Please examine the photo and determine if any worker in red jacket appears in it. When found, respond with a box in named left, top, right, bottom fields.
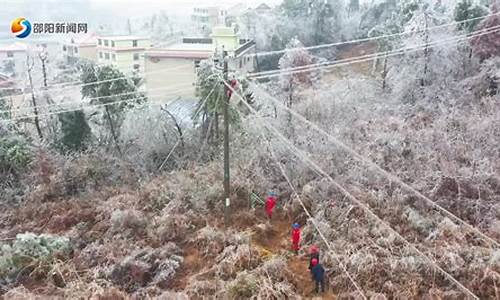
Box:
left=265, top=191, right=277, bottom=220
left=291, top=223, right=301, bottom=254
left=308, top=245, right=320, bottom=271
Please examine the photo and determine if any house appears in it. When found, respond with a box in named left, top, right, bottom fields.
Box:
left=144, top=26, right=255, bottom=101
left=0, top=42, right=28, bottom=78
left=144, top=41, right=213, bottom=98
left=96, top=35, right=150, bottom=75
left=255, top=3, right=272, bottom=14
left=225, top=3, right=248, bottom=26
left=0, top=73, right=15, bottom=89
left=191, top=6, right=227, bottom=34
left=62, top=34, right=97, bottom=64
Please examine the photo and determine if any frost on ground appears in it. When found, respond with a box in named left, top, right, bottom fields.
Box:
left=1, top=0, right=500, bottom=298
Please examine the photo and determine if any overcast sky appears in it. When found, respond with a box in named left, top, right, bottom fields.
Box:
left=89, top=0, right=284, bottom=15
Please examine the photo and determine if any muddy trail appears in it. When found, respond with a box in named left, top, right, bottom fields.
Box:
left=171, top=209, right=336, bottom=299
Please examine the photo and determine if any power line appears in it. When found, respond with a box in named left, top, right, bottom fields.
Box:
left=0, top=90, right=182, bottom=124
left=262, top=129, right=367, bottom=299
left=225, top=80, right=480, bottom=299
left=244, top=11, right=500, bottom=59
left=0, top=63, right=195, bottom=102
left=248, top=24, right=500, bottom=79
left=1, top=82, right=192, bottom=116
left=196, top=88, right=222, bottom=163
left=158, top=82, right=220, bottom=171
left=250, top=82, right=500, bottom=248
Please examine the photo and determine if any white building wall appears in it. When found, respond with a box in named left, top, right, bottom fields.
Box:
left=144, top=56, right=198, bottom=100
left=0, top=51, right=27, bottom=78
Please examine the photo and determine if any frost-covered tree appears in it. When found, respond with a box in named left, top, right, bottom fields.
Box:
left=279, top=0, right=343, bottom=45
left=81, top=64, right=145, bottom=155
left=56, top=110, right=92, bottom=152
left=348, top=0, right=360, bottom=16
left=387, top=0, right=462, bottom=101
left=279, top=38, right=315, bottom=98
left=470, top=5, right=500, bottom=61
left=194, top=60, right=240, bottom=145
left=279, top=38, right=315, bottom=137
left=454, top=0, right=488, bottom=74
left=368, top=17, right=402, bottom=88
left=194, top=60, right=223, bottom=142
left=454, top=0, right=489, bottom=33
left=359, top=0, right=398, bottom=35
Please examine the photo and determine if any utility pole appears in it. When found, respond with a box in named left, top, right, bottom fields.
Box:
left=38, top=48, right=48, bottom=88
left=27, top=56, right=43, bottom=140
left=222, top=49, right=231, bottom=227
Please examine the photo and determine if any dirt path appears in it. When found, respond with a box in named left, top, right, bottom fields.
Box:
left=169, top=246, right=203, bottom=290
left=170, top=210, right=335, bottom=298
left=250, top=214, right=336, bottom=299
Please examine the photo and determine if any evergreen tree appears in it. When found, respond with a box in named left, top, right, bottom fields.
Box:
left=470, top=5, right=500, bottom=61
left=57, top=110, right=91, bottom=152
left=454, top=0, right=488, bottom=33
left=194, top=60, right=239, bottom=142
left=80, top=64, right=145, bottom=155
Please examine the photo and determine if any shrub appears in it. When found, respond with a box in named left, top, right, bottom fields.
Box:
left=108, top=246, right=183, bottom=292
left=0, top=135, right=32, bottom=174
left=228, top=271, right=259, bottom=298
left=0, top=233, right=71, bottom=281
left=110, top=209, right=147, bottom=236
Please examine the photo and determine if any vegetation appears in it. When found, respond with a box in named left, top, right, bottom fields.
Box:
left=56, top=110, right=92, bottom=152
left=80, top=64, right=146, bottom=155
left=1, top=0, right=500, bottom=298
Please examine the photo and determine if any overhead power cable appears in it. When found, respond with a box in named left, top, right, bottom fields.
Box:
left=224, top=79, right=480, bottom=299
left=1, top=82, right=192, bottom=116
left=248, top=24, right=500, bottom=79
left=249, top=82, right=500, bottom=249
left=0, top=89, right=183, bottom=124
left=158, top=78, right=221, bottom=171
left=0, top=63, right=195, bottom=102
left=263, top=129, right=367, bottom=299
left=244, top=11, right=500, bottom=58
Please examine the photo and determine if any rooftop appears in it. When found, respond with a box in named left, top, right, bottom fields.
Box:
left=67, top=34, right=97, bottom=46
left=0, top=42, right=28, bottom=52
left=145, top=42, right=214, bottom=59
left=165, top=43, right=214, bottom=51
left=211, top=26, right=238, bottom=37
left=97, top=35, right=149, bottom=41
left=256, top=3, right=272, bottom=10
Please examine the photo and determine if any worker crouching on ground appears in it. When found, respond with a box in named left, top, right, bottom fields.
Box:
left=308, top=245, right=320, bottom=271
left=310, top=258, right=325, bottom=294
left=291, top=223, right=301, bottom=254
left=265, top=191, right=277, bottom=220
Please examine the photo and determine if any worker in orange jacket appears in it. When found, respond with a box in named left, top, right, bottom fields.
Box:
left=291, top=223, right=301, bottom=254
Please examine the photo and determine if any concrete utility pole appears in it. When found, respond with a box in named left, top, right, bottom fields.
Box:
left=222, top=49, right=231, bottom=227
left=38, top=48, right=48, bottom=88
left=26, top=56, right=43, bottom=140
